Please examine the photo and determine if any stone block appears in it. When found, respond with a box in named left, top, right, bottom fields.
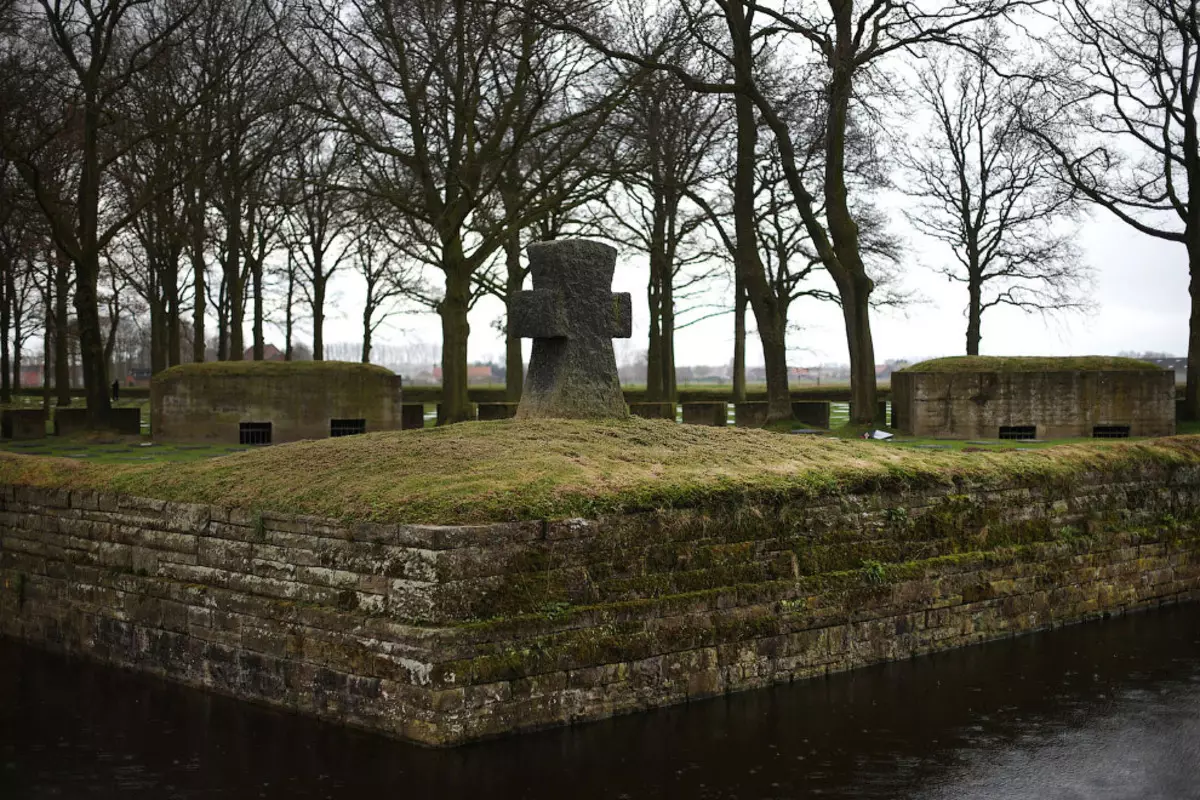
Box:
left=791, top=401, right=831, bottom=428
left=628, top=402, right=676, bottom=420
left=734, top=402, right=769, bottom=428
left=400, top=404, right=426, bottom=430
left=53, top=407, right=140, bottom=436
left=681, top=402, right=727, bottom=426
left=1, top=409, right=47, bottom=439
left=477, top=403, right=518, bottom=421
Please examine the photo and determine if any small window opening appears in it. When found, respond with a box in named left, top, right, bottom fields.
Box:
left=331, top=418, right=367, bottom=437
left=240, top=422, right=272, bottom=445
left=999, top=425, right=1037, bottom=441
left=1093, top=425, right=1131, bottom=439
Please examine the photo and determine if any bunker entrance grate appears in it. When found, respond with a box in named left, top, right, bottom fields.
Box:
left=1093, top=425, right=1131, bottom=439
left=330, top=418, right=367, bottom=437
left=998, top=425, right=1037, bottom=441
left=239, top=422, right=272, bottom=445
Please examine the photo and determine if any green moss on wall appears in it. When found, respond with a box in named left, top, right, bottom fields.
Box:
left=901, top=356, right=1163, bottom=373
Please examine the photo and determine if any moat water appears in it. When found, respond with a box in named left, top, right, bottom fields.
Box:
left=2, top=603, right=1199, bottom=799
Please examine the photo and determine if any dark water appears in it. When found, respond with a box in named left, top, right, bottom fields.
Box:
left=3, top=604, right=1200, bottom=799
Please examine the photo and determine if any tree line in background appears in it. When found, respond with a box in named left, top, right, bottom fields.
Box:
left=0, top=0, right=1192, bottom=426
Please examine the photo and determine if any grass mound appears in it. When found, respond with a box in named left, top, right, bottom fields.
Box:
left=152, top=360, right=396, bottom=382
left=1, top=419, right=1198, bottom=524
left=901, top=356, right=1163, bottom=373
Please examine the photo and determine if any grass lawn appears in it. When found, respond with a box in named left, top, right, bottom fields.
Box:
left=0, top=417, right=1196, bottom=525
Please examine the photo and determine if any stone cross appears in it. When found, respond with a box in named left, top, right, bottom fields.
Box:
left=511, top=239, right=632, bottom=419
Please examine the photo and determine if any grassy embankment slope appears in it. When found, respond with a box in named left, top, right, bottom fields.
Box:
left=0, top=418, right=1197, bottom=525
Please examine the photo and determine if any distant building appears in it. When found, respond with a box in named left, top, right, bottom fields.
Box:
left=242, top=344, right=286, bottom=362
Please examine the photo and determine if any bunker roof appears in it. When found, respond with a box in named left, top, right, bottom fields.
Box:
left=1, top=419, right=1197, bottom=525
left=900, top=356, right=1164, bottom=374
left=152, top=360, right=396, bottom=383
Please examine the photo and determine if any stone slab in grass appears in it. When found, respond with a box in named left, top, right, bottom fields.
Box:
left=792, top=401, right=831, bottom=429
left=54, top=407, right=140, bottom=436
left=2, top=409, right=47, bottom=440
left=477, top=403, right=518, bottom=421
left=734, top=401, right=769, bottom=428
left=628, top=402, right=676, bottom=420
left=682, top=402, right=727, bottom=426
left=400, top=404, right=426, bottom=430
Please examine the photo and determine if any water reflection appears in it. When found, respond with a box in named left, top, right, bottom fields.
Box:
left=2, top=604, right=1199, bottom=799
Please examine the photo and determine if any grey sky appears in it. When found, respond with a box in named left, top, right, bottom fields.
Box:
left=285, top=207, right=1186, bottom=369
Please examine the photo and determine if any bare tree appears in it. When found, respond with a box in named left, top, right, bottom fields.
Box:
left=1, top=0, right=192, bottom=423
left=1029, top=0, right=1197, bottom=413
left=531, top=0, right=1035, bottom=423
left=902, top=51, right=1090, bottom=355
left=353, top=216, right=421, bottom=363
left=282, top=127, right=356, bottom=361
left=290, top=0, right=622, bottom=422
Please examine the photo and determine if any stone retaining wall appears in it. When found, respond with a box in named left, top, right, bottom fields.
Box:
left=2, top=467, right=1198, bottom=746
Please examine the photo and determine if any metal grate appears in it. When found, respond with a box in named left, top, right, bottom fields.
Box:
left=330, top=418, right=367, bottom=437
left=998, top=425, right=1037, bottom=441
left=1093, top=425, right=1131, bottom=439
left=239, top=422, right=272, bottom=445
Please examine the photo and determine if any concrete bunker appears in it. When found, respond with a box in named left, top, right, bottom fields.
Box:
left=151, top=361, right=403, bottom=444
left=890, top=356, right=1175, bottom=440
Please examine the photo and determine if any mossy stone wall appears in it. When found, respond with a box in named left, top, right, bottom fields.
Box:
left=1, top=466, right=1198, bottom=745
left=151, top=362, right=403, bottom=444
left=891, top=370, right=1175, bottom=439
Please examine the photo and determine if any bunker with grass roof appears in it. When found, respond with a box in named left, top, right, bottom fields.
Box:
left=150, top=361, right=403, bottom=445
left=890, top=356, right=1175, bottom=440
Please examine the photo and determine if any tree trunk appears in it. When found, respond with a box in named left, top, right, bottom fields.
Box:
left=189, top=202, right=207, bottom=363
left=11, top=265, right=23, bottom=392
left=73, top=251, right=111, bottom=426
left=732, top=271, right=746, bottom=402
left=149, top=294, right=166, bottom=375
left=224, top=187, right=244, bottom=360
left=54, top=251, right=71, bottom=406
left=840, top=275, right=878, bottom=426
left=504, top=230, right=524, bottom=401
left=825, top=63, right=878, bottom=427
left=0, top=254, right=10, bottom=404
left=643, top=187, right=668, bottom=401
left=439, top=243, right=472, bottom=424
left=1186, top=244, right=1200, bottom=421
left=166, top=256, right=181, bottom=366
left=312, top=275, right=326, bottom=361
left=966, top=277, right=982, bottom=356
left=660, top=245, right=677, bottom=404
left=361, top=298, right=374, bottom=363
left=252, top=252, right=264, bottom=360
left=732, top=95, right=790, bottom=420
left=285, top=262, right=295, bottom=361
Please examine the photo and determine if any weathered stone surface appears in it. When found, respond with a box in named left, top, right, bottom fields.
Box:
left=734, top=402, right=769, bottom=428
left=151, top=362, right=403, bottom=444
left=628, top=402, right=675, bottom=420
left=892, top=369, right=1173, bottom=439
left=682, top=402, right=727, bottom=427
left=54, top=407, right=140, bottom=436
left=1, top=409, right=47, bottom=440
left=2, top=467, right=1200, bottom=747
left=791, top=401, right=831, bottom=429
left=400, top=404, right=426, bottom=430
left=477, top=403, right=518, bottom=421
left=511, top=240, right=631, bottom=420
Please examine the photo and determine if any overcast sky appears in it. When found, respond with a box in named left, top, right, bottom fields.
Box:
left=281, top=202, right=1187, bottom=370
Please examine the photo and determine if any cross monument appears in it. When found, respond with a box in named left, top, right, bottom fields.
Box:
left=511, top=239, right=632, bottom=419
